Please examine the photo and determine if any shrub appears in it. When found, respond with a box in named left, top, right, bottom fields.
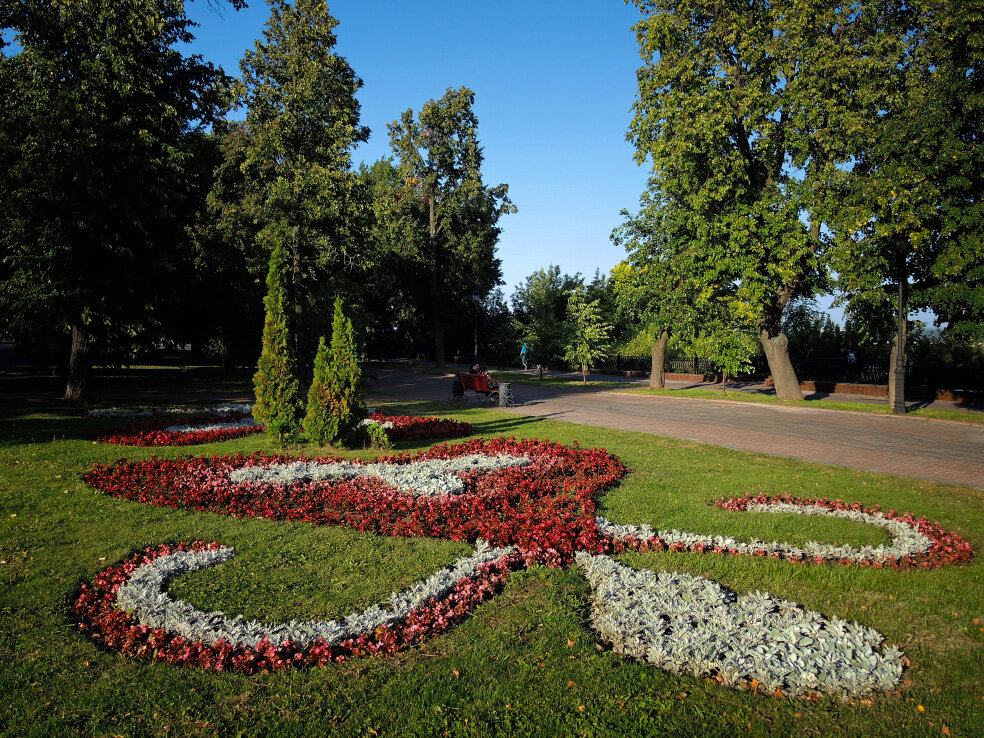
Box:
left=253, top=241, right=302, bottom=445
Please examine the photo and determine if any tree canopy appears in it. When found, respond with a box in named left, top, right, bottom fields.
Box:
left=0, top=0, right=242, bottom=402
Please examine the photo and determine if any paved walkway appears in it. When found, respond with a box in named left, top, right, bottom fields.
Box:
left=370, top=369, right=984, bottom=489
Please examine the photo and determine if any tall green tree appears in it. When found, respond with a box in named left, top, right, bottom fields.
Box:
left=627, top=0, right=882, bottom=400
left=234, top=0, right=370, bottom=368
left=564, top=287, right=612, bottom=383
left=511, top=266, right=583, bottom=369
left=253, top=241, right=303, bottom=445
left=829, top=0, right=983, bottom=411
left=612, top=195, right=722, bottom=388
left=387, top=86, right=515, bottom=369
left=0, top=0, right=241, bottom=403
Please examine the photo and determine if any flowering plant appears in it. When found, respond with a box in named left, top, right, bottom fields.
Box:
left=362, top=410, right=472, bottom=442
left=91, top=412, right=263, bottom=447
left=76, top=439, right=973, bottom=695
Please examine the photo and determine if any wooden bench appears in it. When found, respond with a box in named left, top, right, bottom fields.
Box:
left=455, top=373, right=498, bottom=405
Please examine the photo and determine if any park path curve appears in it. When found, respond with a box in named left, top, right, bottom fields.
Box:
left=370, top=369, right=984, bottom=489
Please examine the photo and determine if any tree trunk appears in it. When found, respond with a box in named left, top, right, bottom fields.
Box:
left=427, top=197, right=445, bottom=369
left=65, top=323, right=91, bottom=406
left=889, top=279, right=908, bottom=414
left=650, top=328, right=669, bottom=389
left=291, top=224, right=305, bottom=380
left=760, top=328, right=803, bottom=401
left=722, top=371, right=729, bottom=396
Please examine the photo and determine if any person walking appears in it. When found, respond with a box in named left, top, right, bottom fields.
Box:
left=520, top=343, right=528, bottom=370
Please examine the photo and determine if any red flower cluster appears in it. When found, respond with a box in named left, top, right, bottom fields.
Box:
left=368, top=411, right=472, bottom=441
left=608, top=493, right=973, bottom=569
left=91, top=413, right=263, bottom=447
left=83, top=437, right=627, bottom=560
left=72, top=541, right=523, bottom=674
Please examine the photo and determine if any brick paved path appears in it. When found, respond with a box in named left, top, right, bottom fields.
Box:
left=371, top=369, right=984, bottom=489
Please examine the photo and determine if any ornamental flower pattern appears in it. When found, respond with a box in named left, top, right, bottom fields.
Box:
left=77, top=438, right=973, bottom=695
left=91, top=405, right=471, bottom=446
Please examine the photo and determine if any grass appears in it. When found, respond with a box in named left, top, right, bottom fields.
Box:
left=1, top=389, right=983, bottom=736
left=624, top=386, right=984, bottom=424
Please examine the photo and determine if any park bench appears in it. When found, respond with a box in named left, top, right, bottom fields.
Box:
left=452, top=373, right=498, bottom=405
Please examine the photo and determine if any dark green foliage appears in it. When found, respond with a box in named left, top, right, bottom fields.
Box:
left=305, top=298, right=365, bottom=447
left=253, top=242, right=302, bottom=445
left=387, top=87, right=515, bottom=367
left=0, top=0, right=242, bottom=401
left=512, top=266, right=584, bottom=368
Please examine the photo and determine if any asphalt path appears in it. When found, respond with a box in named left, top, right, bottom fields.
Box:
left=370, top=368, right=984, bottom=489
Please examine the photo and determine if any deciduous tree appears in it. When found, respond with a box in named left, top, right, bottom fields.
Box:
left=0, top=0, right=242, bottom=403
left=388, top=87, right=514, bottom=368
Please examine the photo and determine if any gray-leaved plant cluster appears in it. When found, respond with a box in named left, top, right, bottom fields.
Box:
left=596, top=502, right=932, bottom=563
left=229, top=454, right=530, bottom=497
left=575, top=552, right=905, bottom=697
left=115, top=540, right=516, bottom=650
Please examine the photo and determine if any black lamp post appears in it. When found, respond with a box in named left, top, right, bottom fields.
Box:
left=471, top=289, right=481, bottom=362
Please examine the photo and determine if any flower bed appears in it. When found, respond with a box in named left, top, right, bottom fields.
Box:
left=362, top=410, right=472, bottom=441
left=91, top=412, right=263, bottom=447
left=77, top=441, right=973, bottom=693
left=83, top=437, right=626, bottom=558
left=598, top=493, right=973, bottom=569
left=74, top=540, right=522, bottom=674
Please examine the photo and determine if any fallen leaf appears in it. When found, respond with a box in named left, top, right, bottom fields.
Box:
left=918, top=705, right=925, bottom=713
left=567, top=639, right=575, bottom=647
left=943, top=725, right=951, bottom=735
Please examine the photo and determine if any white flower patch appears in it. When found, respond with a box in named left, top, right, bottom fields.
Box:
left=89, top=403, right=253, bottom=418
left=229, top=454, right=531, bottom=497
left=115, top=540, right=516, bottom=649
left=162, top=417, right=260, bottom=434
left=596, top=502, right=933, bottom=563
left=359, top=418, right=394, bottom=430
left=576, top=552, right=904, bottom=697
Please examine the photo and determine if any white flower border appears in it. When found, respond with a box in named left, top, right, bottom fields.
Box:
left=576, top=552, right=904, bottom=697
left=116, top=540, right=516, bottom=650
left=88, top=403, right=253, bottom=418
left=596, top=502, right=933, bottom=563
left=162, top=417, right=260, bottom=434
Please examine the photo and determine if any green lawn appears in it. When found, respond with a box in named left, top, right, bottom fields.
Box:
left=1, top=395, right=982, bottom=736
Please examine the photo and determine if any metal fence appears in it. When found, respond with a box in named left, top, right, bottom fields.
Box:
left=598, top=354, right=984, bottom=391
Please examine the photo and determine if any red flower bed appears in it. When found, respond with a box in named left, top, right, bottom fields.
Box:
left=368, top=411, right=471, bottom=441
left=73, top=541, right=524, bottom=674
left=92, top=413, right=263, bottom=447
left=83, top=437, right=627, bottom=560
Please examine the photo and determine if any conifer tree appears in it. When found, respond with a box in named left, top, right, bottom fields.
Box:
left=304, top=335, right=333, bottom=445
left=253, top=241, right=302, bottom=444
left=306, top=298, right=364, bottom=446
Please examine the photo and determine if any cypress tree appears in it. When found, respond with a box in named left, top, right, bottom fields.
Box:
left=253, top=241, right=302, bottom=445
left=305, top=298, right=364, bottom=446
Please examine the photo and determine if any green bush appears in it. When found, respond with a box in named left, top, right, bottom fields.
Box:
left=304, top=298, right=365, bottom=446
left=252, top=241, right=302, bottom=445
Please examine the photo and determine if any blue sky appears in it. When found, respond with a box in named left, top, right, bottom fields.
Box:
left=186, top=0, right=651, bottom=296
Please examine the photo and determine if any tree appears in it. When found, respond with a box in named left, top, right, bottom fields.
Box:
left=829, top=0, right=984, bottom=412
left=564, top=287, right=612, bottom=383
left=388, top=86, right=515, bottom=369
left=627, top=0, right=884, bottom=400
left=305, top=298, right=365, bottom=447
left=253, top=242, right=303, bottom=445
left=234, top=0, right=370, bottom=371
left=0, top=0, right=242, bottom=403
left=512, top=266, right=583, bottom=369
left=612, top=195, right=721, bottom=388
